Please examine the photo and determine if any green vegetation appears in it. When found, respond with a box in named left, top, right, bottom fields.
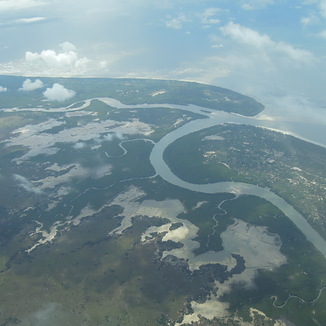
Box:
left=164, top=124, right=326, bottom=238
left=220, top=195, right=326, bottom=325
left=0, top=75, right=325, bottom=326
left=0, top=75, right=264, bottom=116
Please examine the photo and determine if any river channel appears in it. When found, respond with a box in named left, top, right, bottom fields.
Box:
left=96, top=97, right=326, bottom=258
left=146, top=102, right=326, bottom=258
left=8, top=97, right=326, bottom=258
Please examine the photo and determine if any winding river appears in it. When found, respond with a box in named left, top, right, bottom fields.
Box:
left=83, top=97, right=326, bottom=258
left=7, top=97, right=326, bottom=258
left=146, top=102, right=326, bottom=258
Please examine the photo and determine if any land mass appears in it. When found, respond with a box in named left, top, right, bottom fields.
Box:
left=0, top=76, right=325, bottom=326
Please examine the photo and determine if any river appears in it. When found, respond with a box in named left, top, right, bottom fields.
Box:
left=8, top=97, right=326, bottom=258
left=148, top=103, right=326, bottom=258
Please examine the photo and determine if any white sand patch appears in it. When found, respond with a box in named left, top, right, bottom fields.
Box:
left=65, top=111, right=94, bottom=117
left=172, top=118, right=184, bottom=128
left=204, top=135, right=225, bottom=141
left=151, top=90, right=166, bottom=96
left=220, top=162, right=231, bottom=169
left=193, top=201, right=208, bottom=210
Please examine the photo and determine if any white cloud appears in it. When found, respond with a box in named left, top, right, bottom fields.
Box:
left=319, top=0, right=326, bottom=17
left=0, top=86, right=7, bottom=92
left=318, top=30, right=326, bottom=38
left=304, top=0, right=326, bottom=18
left=19, top=78, right=44, bottom=91
left=221, top=22, right=271, bottom=48
left=241, top=0, right=274, bottom=10
left=301, top=14, right=319, bottom=26
left=164, top=14, right=188, bottom=29
left=26, top=42, right=89, bottom=68
left=220, top=22, right=315, bottom=64
left=14, top=17, right=47, bottom=24
left=200, top=8, right=221, bottom=25
left=60, top=41, right=76, bottom=52
left=0, top=0, right=46, bottom=11
left=0, top=41, right=130, bottom=77
left=261, top=94, right=326, bottom=125
left=43, top=83, right=76, bottom=102
left=14, top=174, right=42, bottom=194
left=24, top=42, right=90, bottom=76
left=73, top=142, right=85, bottom=149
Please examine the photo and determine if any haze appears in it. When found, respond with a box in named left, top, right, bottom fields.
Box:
left=0, top=0, right=326, bottom=126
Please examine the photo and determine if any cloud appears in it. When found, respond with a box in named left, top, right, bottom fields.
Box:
left=241, top=0, right=275, bottom=10
left=43, top=83, right=76, bottom=102
left=164, top=13, right=188, bottom=29
left=0, top=0, right=46, bottom=11
left=319, top=0, right=326, bottom=17
left=14, top=17, right=47, bottom=24
left=302, top=0, right=326, bottom=18
left=19, top=78, right=44, bottom=91
left=318, top=30, right=326, bottom=38
left=14, top=174, right=42, bottom=194
left=23, top=42, right=90, bottom=76
left=73, top=142, right=85, bottom=149
left=301, top=14, right=319, bottom=26
left=200, top=8, right=222, bottom=26
left=26, top=42, right=89, bottom=68
left=0, top=86, right=7, bottom=92
left=220, top=22, right=315, bottom=64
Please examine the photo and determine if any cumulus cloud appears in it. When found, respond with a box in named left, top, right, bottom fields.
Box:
left=19, top=78, right=44, bottom=91
left=0, top=86, right=7, bottom=92
left=43, top=83, right=76, bottom=102
left=220, top=22, right=315, bottom=64
left=25, top=42, right=90, bottom=75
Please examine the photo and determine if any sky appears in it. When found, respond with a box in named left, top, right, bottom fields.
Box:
left=0, top=0, right=326, bottom=122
